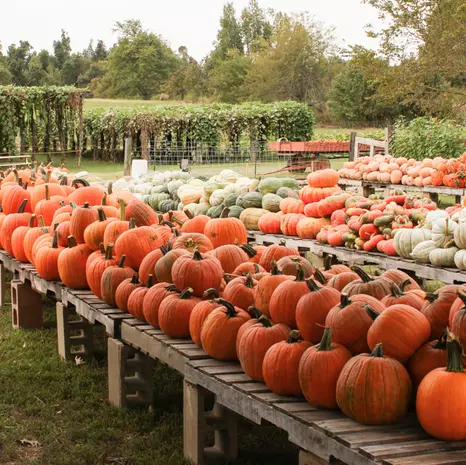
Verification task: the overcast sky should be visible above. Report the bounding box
[1,0,383,60]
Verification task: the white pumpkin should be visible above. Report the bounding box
[393,228,432,258]
[209,189,227,206]
[178,184,203,205]
[431,218,457,247]
[410,240,437,263]
[425,209,449,226]
[454,222,466,249]
[429,246,459,267]
[454,249,466,270]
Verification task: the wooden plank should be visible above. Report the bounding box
[251,391,299,404]
[336,427,429,448]
[189,359,233,368]
[200,365,244,375]
[292,410,342,424]
[274,402,320,414]
[232,382,271,394]
[383,450,466,465]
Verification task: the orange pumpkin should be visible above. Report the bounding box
[57,236,92,289]
[142,283,178,329]
[204,208,248,248]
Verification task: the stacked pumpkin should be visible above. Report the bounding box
[339,152,466,188]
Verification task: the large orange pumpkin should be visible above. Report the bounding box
[57,236,92,289]
[11,214,36,262]
[189,289,220,346]
[172,232,213,253]
[180,211,210,234]
[336,343,412,425]
[299,327,352,408]
[381,283,425,310]
[296,217,331,239]
[222,274,257,311]
[204,208,247,248]
[259,240,300,272]
[154,248,190,283]
[127,276,154,321]
[103,200,130,248]
[34,185,61,225]
[67,180,106,206]
[1,199,34,256]
[86,245,117,298]
[115,275,143,311]
[341,266,392,300]
[35,231,64,281]
[83,208,117,252]
[69,203,98,244]
[100,255,137,307]
[307,169,340,188]
[123,199,159,227]
[142,283,178,329]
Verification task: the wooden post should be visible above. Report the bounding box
[384,126,391,155]
[141,127,149,160]
[124,137,132,176]
[0,262,6,307]
[348,131,356,161]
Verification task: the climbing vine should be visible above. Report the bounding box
[0,86,84,161]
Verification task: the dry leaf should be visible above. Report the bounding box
[17,439,41,448]
[75,356,85,366]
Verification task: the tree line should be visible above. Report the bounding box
[0,0,464,125]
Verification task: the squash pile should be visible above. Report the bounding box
[2,170,466,441]
[339,152,466,188]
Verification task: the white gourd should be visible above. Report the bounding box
[425,209,449,226]
[410,240,437,263]
[429,246,459,267]
[393,228,432,258]
[431,218,457,247]
[454,222,466,249]
[454,249,466,270]
[209,189,227,206]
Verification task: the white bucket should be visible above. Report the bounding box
[131,159,148,178]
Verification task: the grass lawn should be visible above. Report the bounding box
[84,98,183,110]
[0,279,296,465]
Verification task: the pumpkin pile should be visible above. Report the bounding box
[2,169,466,441]
[339,152,466,188]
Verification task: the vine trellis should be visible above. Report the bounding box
[83,101,315,162]
[0,86,85,164]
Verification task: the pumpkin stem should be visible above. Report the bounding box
[324,254,333,270]
[365,305,380,321]
[247,306,262,319]
[244,273,255,288]
[203,288,219,300]
[67,235,77,248]
[240,244,257,258]
[27,214,36,228]
[59,201,66,207]
[253,264,260,274]
[160,245,169,255]
[433,329,448,350]
[219,299,238,318]
[424,292,438,303]
[18,199,28,213]
[52,230,58,249]
[306,279,321,293]
[71,178,90,187]
[287,330,303,344]
[314,269,327,285]
[351,266,372,283]
[129,218,136,229]
[456,290,466,307]
[118,255,126,268]
[130,275,139,285]
[257,315,273,328]
[192,249,203,261]
[171,216,184,227]
[172,228,181,237]
[270,261,281,275]
[400,279,412,291]
[22,181,28,190]
[164,284,178,292]
[98,243,105,254]
[45,184,49,201]
[370,343,384,358]
[118,200,127,221]
[220,208,230,218]
[317,327,333,351]
[161,220,175,228]
[101,193,107,206]
[180,288,193,299]
[97,208,107,222]
[105,245,113,260]
[184,209,194,220]
[340,293,350,308]
[82,202,90,209]
[107,182,113,195]
[60,176,68,186]
[390,283,404,298]
[147,274,154,289]
[70,202,77,209]
[295,264,305,282]
[446,330,464,373]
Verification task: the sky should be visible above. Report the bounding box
[1,0,383,60]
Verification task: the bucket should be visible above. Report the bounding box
[131,159,148,178]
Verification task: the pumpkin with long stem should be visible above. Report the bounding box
[381,281,425,310]
[237,315,289,382]
[154,246,190,283]
[379,269,421,291]
[158,287,201,338]
[142,283,178,329]
[336,343,412,425]
[23,216,49,264]
[100,255,137,307]
[341,266,392,300]
[35,231,64,281]
[325,294,385,354]
[299,327,352,408]
[408,330,448,388]
[222,274,257,311]
[201,299,251,361]
[367,303,431,362]
[115,275,143,311]
[276,255,314,279]
[127,275,155,321]
[103,200,130,248]
[69,202,98,244]
[86,245,117,298]
[296,279,340,344]
[262,330,311,396]
[172,249,223,297]
[83,208,117,251]
[57,235,92,289]
[189,289,220,346]
[2,181,32,214]
[269,264,310,328]
[92,193,118,218]
[314,269,360,292]
[253,261,291,317]
[417,331,466,440]
[34,185,61,225]
[123,199,159,226]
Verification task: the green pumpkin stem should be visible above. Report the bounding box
[351,266,372,283]
[433,329,448,350]
[365,305,380,321]
[257,315,273,328]
[306,279,321,292]
[318,327,333,351]
[107,182,113,195]
[129,218,136,229]
[253,263,260,274]
[424,292,438,303]
[287,330,303,343]
[220,208,230,218]
[102,193,108,206]
[98,243,105,254]
[247,306,262,319]
[295,264,305,282]
[203,288,219,300]
[270,261,281,275]
[171,216,184,227]
[45,184,49,201]
[71,178,90,187]
[240,244,257,258]
[399,279,412,291]
[18,199,28,213]
[244,273,255,288]
[160,245,169,255]
[456,290,466,307]
[324,254,333,271]
[59,201,66,207]
[370,343,384,358]
[390,283,404,298]
[118,199,126,221]
[118,255,126,268]
[219,299,238,318]
[192,249,203,261]
[67,235,77,248]
[70,202,77,209]
[165,284,178,292]
[105,245,113,260]
[97,208,107,222]
[27,214,36,228]
[446,331,464,373]
[180,287,193,299]
[22,181,28,190]
[314,269,327,285]
[340,293,350,308]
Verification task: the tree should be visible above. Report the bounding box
[166,47,202,100]
[53,30,71,69]
[7,41,32,85]
[241,0,273,54]
[62,54,91,86]
[0,43,12,85]
[104,20,179,99]
[93,40,108,61]
[213,3,244,61]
